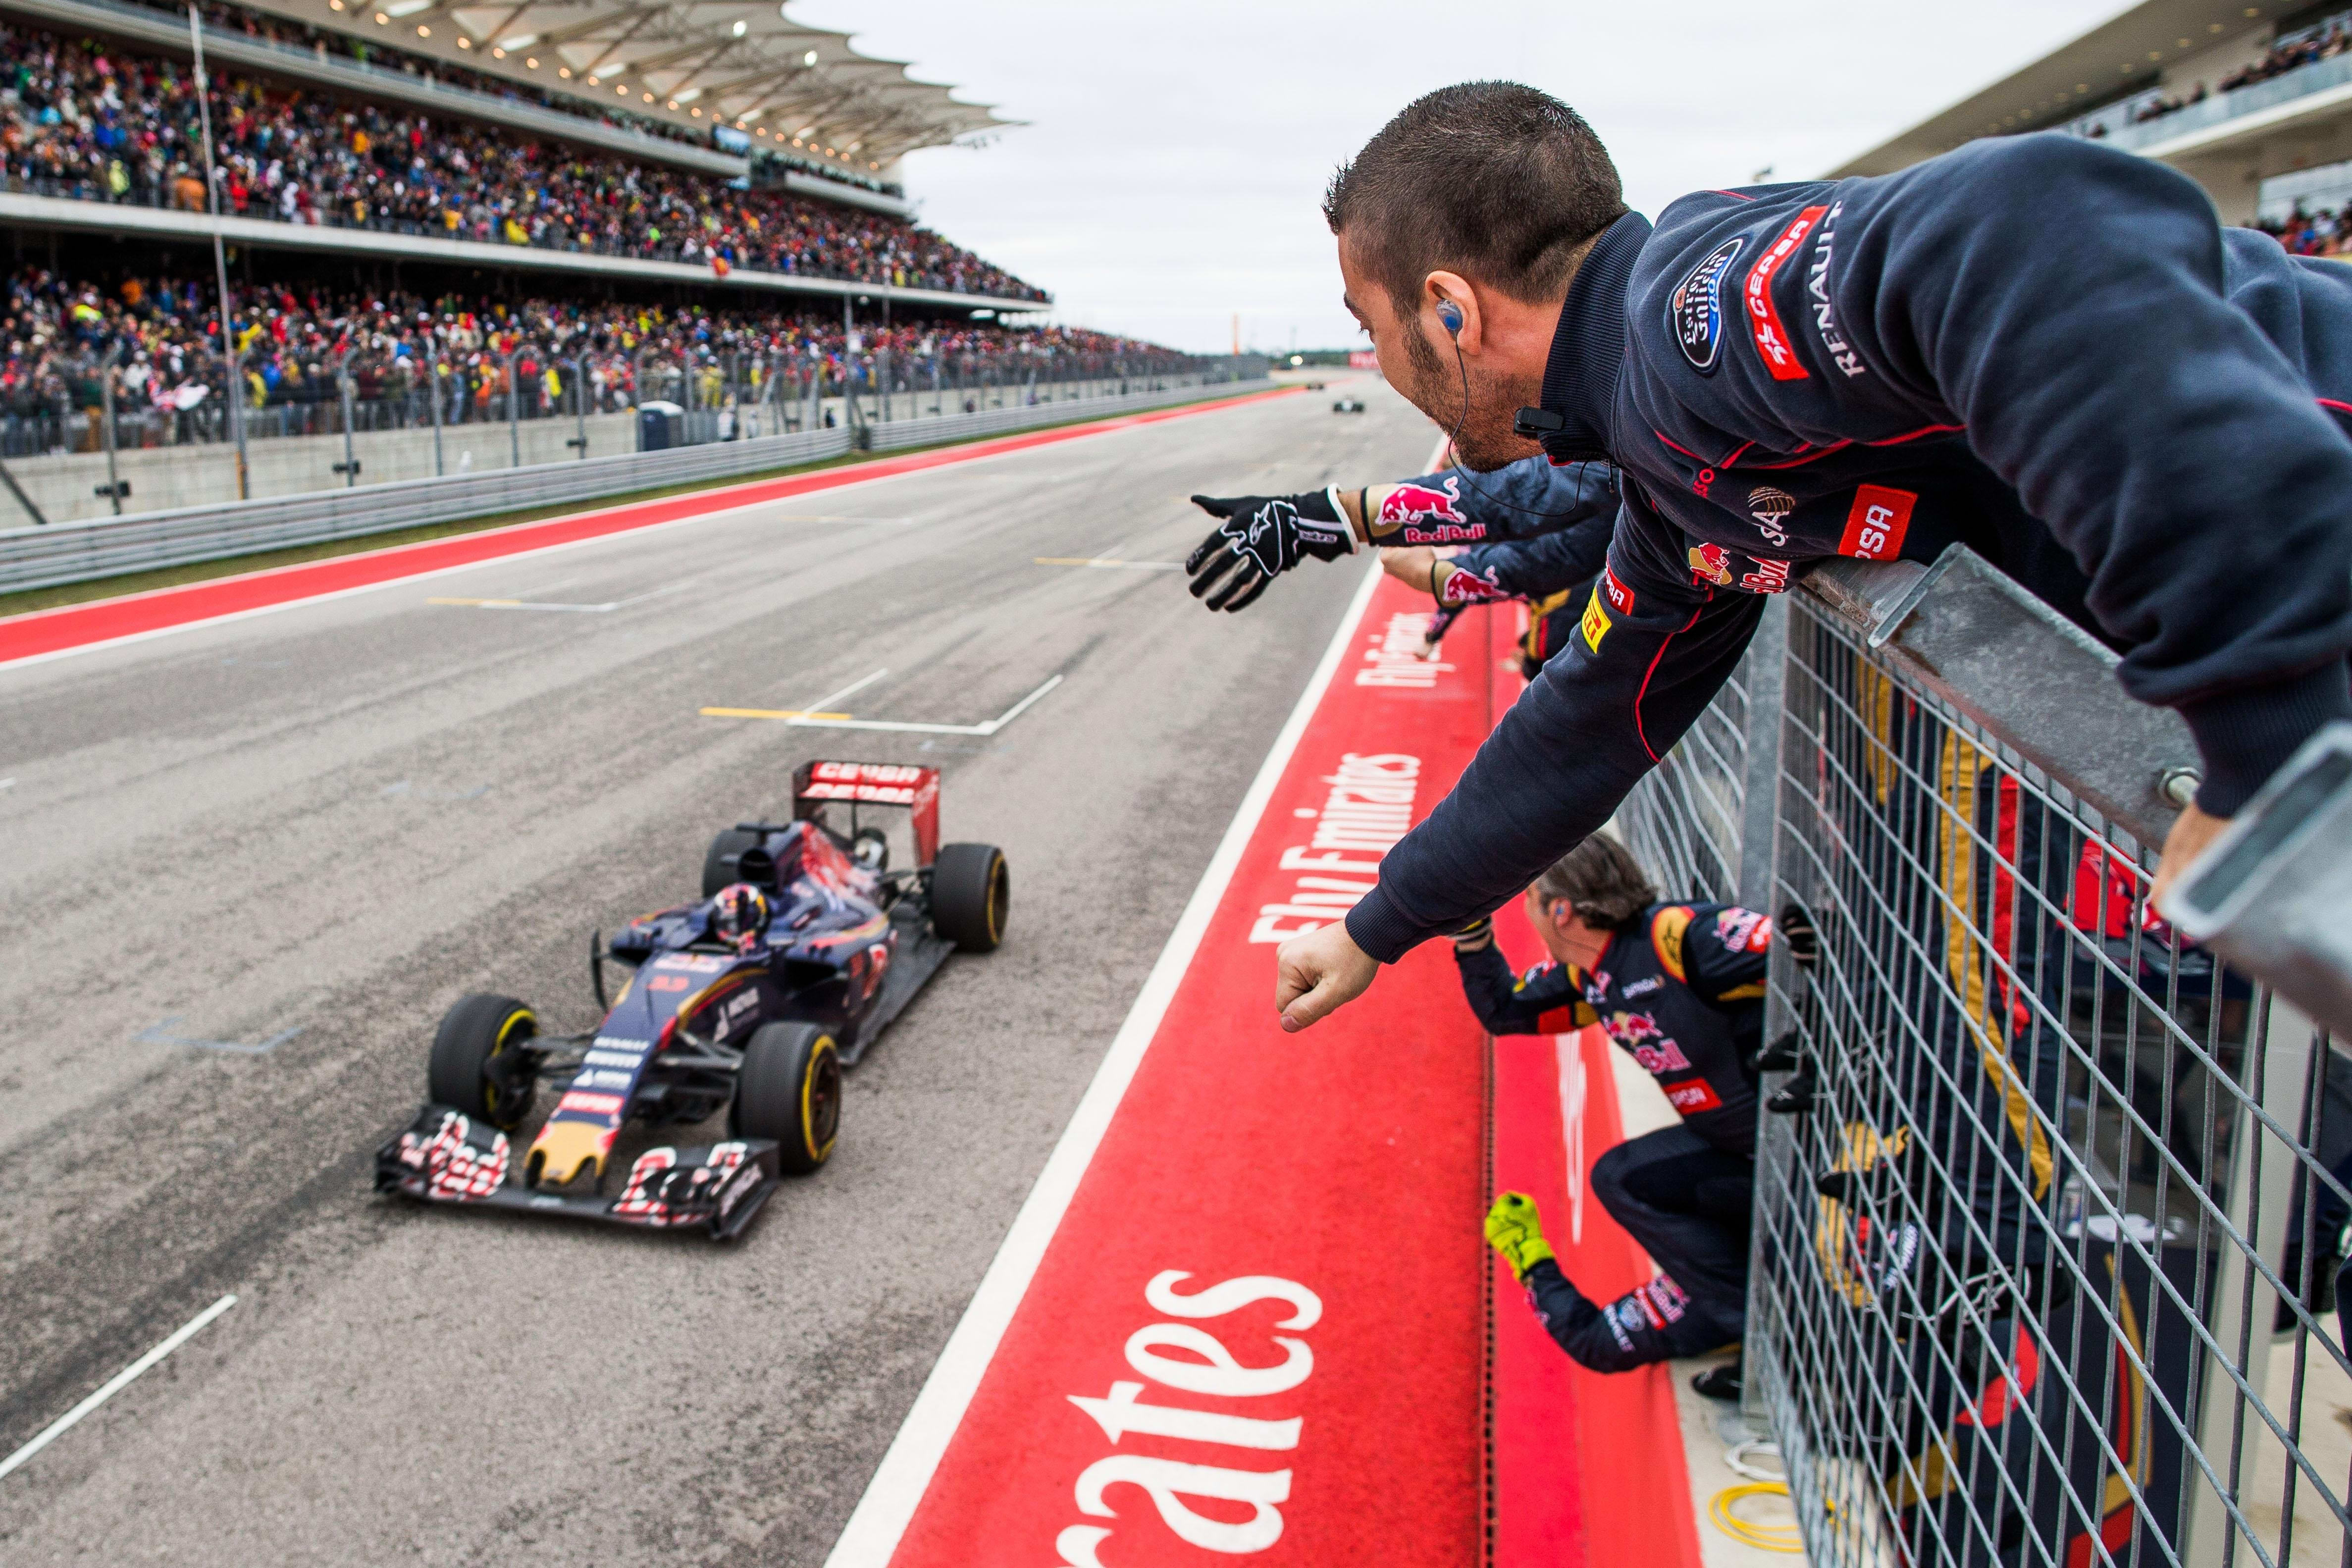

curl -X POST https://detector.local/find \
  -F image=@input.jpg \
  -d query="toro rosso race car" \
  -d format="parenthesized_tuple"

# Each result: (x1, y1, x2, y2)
(375, 761, 1007, 1240)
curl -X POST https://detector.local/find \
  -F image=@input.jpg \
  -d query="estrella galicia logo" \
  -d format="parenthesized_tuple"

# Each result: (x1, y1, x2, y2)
(1669, 238, 1744, 375)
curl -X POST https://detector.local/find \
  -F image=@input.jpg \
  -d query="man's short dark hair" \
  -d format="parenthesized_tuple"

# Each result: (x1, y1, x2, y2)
(1324, 82, 1624, 319)
(1533, 834, 1656, 932)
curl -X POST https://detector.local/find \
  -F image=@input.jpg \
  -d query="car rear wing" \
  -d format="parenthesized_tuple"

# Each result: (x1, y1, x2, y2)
(792, 760, 941, 867)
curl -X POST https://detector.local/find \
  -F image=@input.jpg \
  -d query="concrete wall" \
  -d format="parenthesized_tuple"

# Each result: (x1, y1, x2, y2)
(0, 374, 1171, 526)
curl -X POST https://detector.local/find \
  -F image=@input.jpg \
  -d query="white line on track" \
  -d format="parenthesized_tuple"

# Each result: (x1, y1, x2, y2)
(0, 1294, 238, 1483)
(1032, 557, 1183, 571)
(784, 673, 1065, 737)
(800, 667, 892, 714)
(821, 558, 1385, 1568)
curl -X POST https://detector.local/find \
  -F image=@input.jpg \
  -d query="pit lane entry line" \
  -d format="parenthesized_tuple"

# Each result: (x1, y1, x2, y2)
(0, 383, 1304, 672)
(821, 559, 1385, 1568)
(0, 1294, 238, 1484)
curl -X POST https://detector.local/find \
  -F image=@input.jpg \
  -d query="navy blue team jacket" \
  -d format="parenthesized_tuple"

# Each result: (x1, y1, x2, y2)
(1455, 902, 1769, 1154)
(1348, 134, 2352, 964)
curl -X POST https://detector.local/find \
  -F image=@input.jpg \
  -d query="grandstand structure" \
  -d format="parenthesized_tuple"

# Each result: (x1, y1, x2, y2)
(0, 0, 1221, 523)
(0, 0, 1040, 307)
(1836, 0, 2352, 227)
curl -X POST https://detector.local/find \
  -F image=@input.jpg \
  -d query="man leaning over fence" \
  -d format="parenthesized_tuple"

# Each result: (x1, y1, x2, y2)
(1238, 82, 2352, 1028)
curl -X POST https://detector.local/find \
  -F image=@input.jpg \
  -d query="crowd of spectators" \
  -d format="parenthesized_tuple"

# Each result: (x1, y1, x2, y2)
(0, 266, 1184, 440)
(0, 18, 1047, 301)
(2255, 205, 2352, 258)
(2079, 12, 2352, 137)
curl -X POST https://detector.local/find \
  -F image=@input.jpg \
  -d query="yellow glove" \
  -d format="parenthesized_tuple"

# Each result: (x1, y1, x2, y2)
(1484, 1191, 1555, 1278)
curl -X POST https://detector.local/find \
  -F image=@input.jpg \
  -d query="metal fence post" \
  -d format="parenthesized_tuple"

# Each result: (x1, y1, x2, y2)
(566, 358, 588, 458)
(332, 355, 360, 487)
(505, 348, 522, 468)
(427, 347, 444, 476)
(98, 342, 126, 515)
(2181, 996, 2315, 1564)
(1733, 592, 1788, 1431)
(1736, 595, 1789, 912)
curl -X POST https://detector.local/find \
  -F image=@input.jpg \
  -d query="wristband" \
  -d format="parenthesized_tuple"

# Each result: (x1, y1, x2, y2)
(1324, 486, 1362, 553)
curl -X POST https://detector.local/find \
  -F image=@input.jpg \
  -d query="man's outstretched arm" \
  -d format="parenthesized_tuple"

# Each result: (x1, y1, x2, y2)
(1186, 459, 1619, 611)
(1279, 501, 1763, 1029)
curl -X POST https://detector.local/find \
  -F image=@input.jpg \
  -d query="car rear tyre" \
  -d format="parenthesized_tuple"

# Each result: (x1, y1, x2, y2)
(428, 993, 538, 1131)
(703, 827, 765, 897)
(931, 842, 1009, 952)
(732, 1021, 840, 1174)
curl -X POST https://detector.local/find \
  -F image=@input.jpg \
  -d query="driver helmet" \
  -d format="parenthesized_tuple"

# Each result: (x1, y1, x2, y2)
(710, 883, 771, 951)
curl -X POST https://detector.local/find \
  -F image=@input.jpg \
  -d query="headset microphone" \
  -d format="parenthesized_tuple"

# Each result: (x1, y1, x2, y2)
(1429, 298, 1576, 523)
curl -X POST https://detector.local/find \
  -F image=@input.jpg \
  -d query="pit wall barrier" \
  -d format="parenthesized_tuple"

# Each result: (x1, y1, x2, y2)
(1613, 551, 2352, 1565)
(0, 374, 1274, 595)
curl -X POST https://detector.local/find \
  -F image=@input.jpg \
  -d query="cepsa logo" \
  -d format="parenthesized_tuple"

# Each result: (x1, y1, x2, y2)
(1056, 1271, 1321, 1565)
(1839, 485, 1915, 561)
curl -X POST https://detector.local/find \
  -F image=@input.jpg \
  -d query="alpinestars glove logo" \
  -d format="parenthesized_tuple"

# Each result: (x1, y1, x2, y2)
(1237, 499, 1299, 576)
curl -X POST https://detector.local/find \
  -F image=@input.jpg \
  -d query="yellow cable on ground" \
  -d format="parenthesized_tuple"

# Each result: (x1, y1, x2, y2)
(1710, 1480, 1804, 1554)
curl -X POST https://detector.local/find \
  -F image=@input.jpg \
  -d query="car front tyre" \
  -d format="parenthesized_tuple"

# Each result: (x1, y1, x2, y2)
(732, 1021, 841, 1174)
(427, 993, 538, 1131)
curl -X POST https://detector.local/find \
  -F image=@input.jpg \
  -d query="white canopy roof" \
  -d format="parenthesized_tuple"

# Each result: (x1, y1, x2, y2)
(243, 0, 1016, 172)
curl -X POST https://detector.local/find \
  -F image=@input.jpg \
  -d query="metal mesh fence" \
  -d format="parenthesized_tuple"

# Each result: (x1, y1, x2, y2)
(1613, 573, 2350, 1567)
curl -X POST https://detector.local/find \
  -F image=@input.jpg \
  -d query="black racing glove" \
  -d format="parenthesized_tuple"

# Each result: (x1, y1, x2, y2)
(1184, 490, 1356, 613)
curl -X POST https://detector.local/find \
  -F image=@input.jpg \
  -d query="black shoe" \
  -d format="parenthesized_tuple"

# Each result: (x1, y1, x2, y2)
(1692, 1358, 1743, 1403)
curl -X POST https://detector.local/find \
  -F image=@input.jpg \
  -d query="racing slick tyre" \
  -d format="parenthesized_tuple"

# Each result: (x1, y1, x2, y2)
(703, 828, 765, 897)
(428, 993, 539, 1131)
(732, 1021, 841, 1175)
(931, 842, 1009, 953)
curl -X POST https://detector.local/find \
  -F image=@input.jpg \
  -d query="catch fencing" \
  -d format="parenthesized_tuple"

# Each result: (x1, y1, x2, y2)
(0, 373, 1274, 595)
(1612, 548, 2352, 1566)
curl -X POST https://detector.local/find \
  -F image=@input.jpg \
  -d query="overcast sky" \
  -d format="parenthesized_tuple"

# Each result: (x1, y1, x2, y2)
(789, 0, 2128, 354)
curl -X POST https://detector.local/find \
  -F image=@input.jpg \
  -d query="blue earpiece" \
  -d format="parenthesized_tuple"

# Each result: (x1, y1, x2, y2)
(1437, 300, 1464, 336)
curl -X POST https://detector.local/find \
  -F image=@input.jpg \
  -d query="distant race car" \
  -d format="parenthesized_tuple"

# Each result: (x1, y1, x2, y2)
(375, 760, 1008, 1240)
(1332, 397, 1366, 414)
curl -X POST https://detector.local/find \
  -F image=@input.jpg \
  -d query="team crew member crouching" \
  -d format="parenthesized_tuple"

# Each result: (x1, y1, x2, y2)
(1456, 836, 1770, 1389)
(1183, 453, 1618, 613)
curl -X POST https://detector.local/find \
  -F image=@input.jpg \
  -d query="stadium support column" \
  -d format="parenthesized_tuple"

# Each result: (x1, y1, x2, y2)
(505, 348, 523, 468)
(428, 339, 444, 476)
(188, 4, 248, 501)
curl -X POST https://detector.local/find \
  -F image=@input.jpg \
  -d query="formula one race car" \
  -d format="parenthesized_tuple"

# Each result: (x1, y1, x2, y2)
(1332, 397, 1366, 414)
(375, 761, 1007, 1240)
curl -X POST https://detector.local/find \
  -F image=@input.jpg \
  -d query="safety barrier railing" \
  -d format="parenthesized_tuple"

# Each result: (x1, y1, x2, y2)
(0, 375, 1275, 595)
(1610, 549, 2352, 1566)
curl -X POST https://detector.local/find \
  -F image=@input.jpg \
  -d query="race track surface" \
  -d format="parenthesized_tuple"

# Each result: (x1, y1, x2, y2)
(0, 376, 1431, 1565)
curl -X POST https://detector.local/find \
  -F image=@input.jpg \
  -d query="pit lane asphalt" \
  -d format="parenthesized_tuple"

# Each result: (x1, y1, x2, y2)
(0, 376, 1431, 1565)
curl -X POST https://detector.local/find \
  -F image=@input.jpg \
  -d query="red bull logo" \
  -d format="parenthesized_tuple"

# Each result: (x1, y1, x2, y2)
(1689, 541, 1734, 586)
(1377, 476, 1469, 536)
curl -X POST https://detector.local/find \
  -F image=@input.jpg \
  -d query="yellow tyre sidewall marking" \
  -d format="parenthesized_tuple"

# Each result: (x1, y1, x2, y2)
(802, 1036, 839, 1162)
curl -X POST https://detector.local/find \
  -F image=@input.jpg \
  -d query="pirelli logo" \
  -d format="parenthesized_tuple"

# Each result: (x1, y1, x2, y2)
(1579, 585, 1613, 654)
